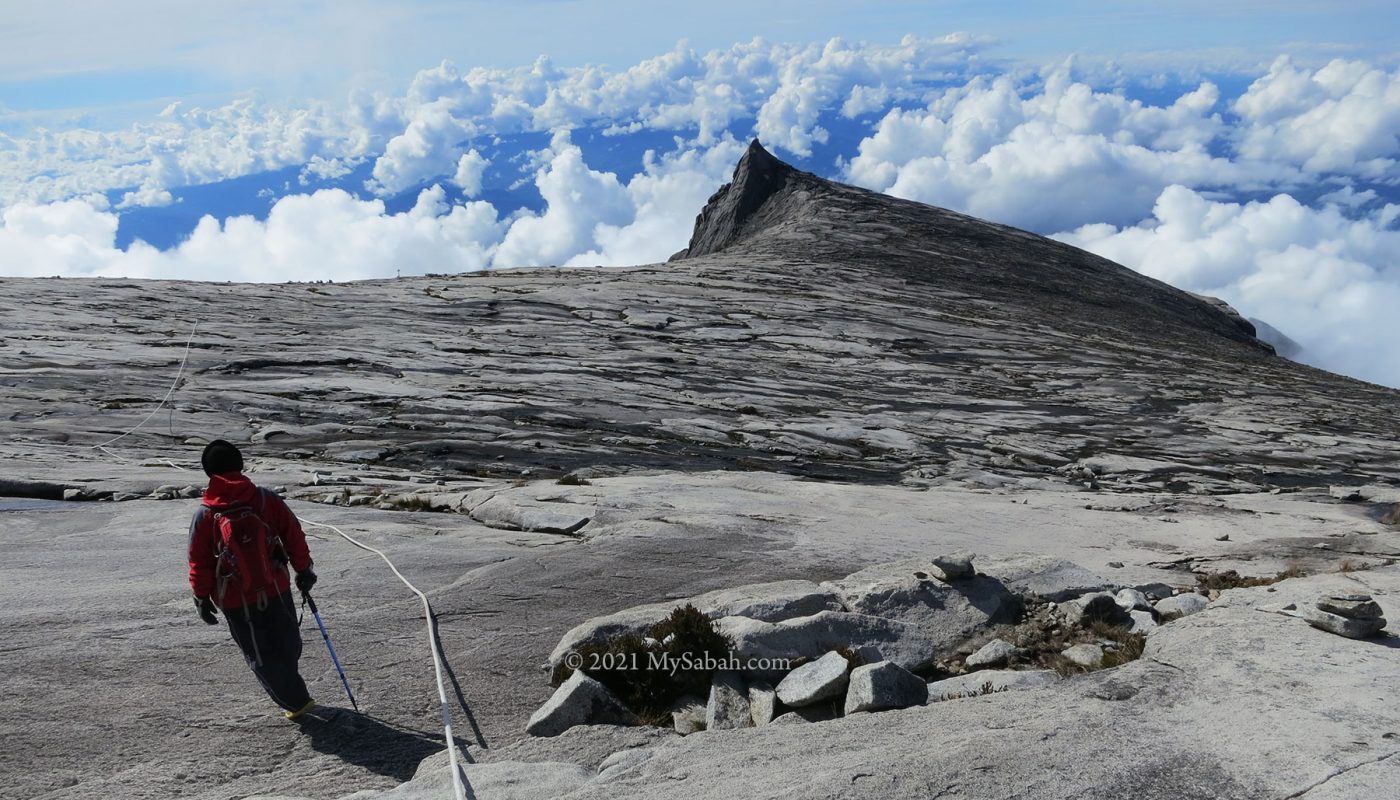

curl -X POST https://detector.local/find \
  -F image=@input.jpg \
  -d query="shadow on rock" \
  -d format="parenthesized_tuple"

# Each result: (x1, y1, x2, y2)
(295, 706, 458, 782)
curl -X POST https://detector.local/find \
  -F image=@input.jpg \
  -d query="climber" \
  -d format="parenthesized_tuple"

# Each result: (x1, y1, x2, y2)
(187, 439, 319, 719)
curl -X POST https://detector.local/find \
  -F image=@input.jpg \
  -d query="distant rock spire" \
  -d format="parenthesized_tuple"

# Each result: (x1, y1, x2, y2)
(672, 139, 795, 260)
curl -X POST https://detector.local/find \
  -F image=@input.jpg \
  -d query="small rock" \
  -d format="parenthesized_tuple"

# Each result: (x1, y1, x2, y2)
(1304, 607, 1385, 639)
(178, 486, 201, 499)
(1317, 595, 1383, 620)
(1114, 588, 1152, 612)
(748, 682, 776, 726)
(525, 672, 630, 737)
(112, 491, 143, 502)
(1062, 643, 1104, 669)
(1215, 534, 1230, 541)
(931, 553, 976, 581)
(1154, 593, 1209, 618)
(62, 488, 87, 501)
(844, 661, 929, 714)
(705, 672, 752, 731)
(1135, 582, 1175, 601)
(965, 639, 1021, 669)
(1129, 610, 1158, 633)
(670, 696, 706, 735)
(1061, 593, 1131, 627)
(1106, 561, 1125, 569)
(776, 651, 851, 707)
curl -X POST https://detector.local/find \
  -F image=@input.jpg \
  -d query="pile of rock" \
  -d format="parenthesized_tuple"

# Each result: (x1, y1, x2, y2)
(1304, 594, 1387, 639)
(528, 552, 1217, 737)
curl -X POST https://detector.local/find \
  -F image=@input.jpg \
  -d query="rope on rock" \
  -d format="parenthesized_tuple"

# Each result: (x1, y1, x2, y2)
(300, 518, 469, 800)
(90, 322, 198, 453)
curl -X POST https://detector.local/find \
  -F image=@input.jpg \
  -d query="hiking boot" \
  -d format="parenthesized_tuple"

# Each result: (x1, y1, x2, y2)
(282, 699, 316, 720)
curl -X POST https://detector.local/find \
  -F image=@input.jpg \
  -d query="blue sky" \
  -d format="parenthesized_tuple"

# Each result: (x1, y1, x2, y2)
(0, 1, 1398, 387)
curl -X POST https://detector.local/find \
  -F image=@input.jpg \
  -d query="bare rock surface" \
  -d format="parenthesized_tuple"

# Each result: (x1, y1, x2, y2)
(6, 144, 1400, 799)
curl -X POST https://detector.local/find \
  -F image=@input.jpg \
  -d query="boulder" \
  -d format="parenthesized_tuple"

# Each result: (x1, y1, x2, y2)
(471, 495, 593, 535)
(1154, 593, 1209, 618)
(1114, 588, 1152, 611)
(974, 554, 1113, 602)
(1316, 595, 1382, 620)
(705, 672, 753, 730)
(748, 682, 776, 726)
(965, 639, 1021, 669)
(1129, 610, 1158, 634)
(1061, 593, 1132, 627)
(525, 672, 630, 737)
(820, 559, 1013, 658)
(670, 696, 706, 735)
(1062, 643, 1104, 669)
(844, 661, 929, 714)
(1134, 582, 1176, 601)
(775, 651, 850, 707)
(927, 669, 1060, 701)
(1303, 607, 1386, 639)
(548, 580, 841, 667)
(931, 552, 976, 581)
(719, 610, 941, 671)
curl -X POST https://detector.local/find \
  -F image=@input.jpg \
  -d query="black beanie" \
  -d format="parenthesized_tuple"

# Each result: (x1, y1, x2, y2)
(201, 440, 244, 476)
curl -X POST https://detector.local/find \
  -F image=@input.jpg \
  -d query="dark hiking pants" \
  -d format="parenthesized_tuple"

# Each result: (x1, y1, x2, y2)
(225, 591, 312, 712)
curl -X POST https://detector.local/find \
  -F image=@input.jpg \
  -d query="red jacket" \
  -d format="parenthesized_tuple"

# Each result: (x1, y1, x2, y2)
(187, 473, 312, 609)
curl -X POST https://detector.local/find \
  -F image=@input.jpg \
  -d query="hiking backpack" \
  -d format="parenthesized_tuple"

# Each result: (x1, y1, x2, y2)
(212, 493, 288, 605)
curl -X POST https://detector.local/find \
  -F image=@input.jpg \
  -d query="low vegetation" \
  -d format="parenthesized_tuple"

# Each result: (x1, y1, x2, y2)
(551, 604, 734, 723)
(1195, 564, 1306, 592)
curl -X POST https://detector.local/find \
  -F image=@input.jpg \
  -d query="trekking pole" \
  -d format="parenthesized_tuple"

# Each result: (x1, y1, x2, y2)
(303, 591, 359, 712)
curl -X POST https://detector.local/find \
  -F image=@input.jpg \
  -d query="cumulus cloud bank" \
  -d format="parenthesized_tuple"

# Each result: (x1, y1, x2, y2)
(1056, 187, 1400, 387)
(0, 134, 741, 281)
(1, 40, 1398, 387)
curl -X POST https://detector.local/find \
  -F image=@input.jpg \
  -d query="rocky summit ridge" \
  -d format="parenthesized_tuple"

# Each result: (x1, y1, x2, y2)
(4, 141, 1399, 499)
(2, 142, 1400, 800)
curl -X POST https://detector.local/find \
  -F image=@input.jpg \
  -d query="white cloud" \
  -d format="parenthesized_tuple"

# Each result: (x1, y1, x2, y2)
(1055, 185, 1400, 387)
(0, 187, 502, 281)
(366, 98, 477, 195)
(841, 66, 1265, 231)
(565, 137, 748, 267)
(493, 132, 632, 268)
(1233, 57, 1400, 176)
(450, 149, 489, 197)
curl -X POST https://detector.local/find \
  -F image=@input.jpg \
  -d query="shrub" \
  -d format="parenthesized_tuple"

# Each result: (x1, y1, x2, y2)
(551, 604, 734, 723)
(557, 474, 592, 486)
(1195, 564, 1307, 592)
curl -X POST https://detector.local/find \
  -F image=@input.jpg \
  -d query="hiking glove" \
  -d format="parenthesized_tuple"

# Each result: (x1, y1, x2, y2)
(195, 596, 219, 625)
(295, 569, 317, 593)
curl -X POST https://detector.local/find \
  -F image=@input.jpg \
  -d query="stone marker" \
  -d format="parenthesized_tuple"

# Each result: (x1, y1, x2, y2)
(1304, 594, 1386, 639)
(844, 661, 929, 714)
(526, 672, 630, 737)
(776, 651, 851, 707)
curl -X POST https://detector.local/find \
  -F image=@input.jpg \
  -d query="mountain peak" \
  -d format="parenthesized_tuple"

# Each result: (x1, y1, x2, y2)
(672, 139, 798, 260)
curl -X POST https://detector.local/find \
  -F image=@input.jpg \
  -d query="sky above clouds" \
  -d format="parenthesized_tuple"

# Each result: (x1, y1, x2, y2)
(1, 2, 1398, 387)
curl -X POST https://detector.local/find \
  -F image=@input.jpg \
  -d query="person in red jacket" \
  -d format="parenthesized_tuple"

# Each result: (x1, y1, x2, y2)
(188, 440, 319, 719)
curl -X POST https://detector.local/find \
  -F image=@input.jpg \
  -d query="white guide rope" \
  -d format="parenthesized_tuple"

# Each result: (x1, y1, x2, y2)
(90, 322, 198, 451)
(300, 518, 469, 800)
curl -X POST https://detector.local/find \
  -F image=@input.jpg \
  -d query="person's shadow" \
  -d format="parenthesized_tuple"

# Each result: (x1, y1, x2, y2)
(295, 706, 472, 782)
